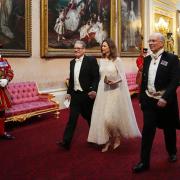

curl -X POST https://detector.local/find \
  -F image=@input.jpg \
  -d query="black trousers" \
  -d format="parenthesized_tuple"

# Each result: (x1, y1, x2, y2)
(140, 109, 177, 165)
(0, 110, 5, 117)
(63, 91, 94, 145)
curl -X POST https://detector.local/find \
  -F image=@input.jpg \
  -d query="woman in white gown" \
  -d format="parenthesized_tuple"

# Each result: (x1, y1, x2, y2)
(87, 38, 141, 152)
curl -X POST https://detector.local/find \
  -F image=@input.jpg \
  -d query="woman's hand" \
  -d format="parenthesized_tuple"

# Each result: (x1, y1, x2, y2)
(104, 76, 109, 84)
(107, 79, 122, 85)
(106, 80, 115, 85)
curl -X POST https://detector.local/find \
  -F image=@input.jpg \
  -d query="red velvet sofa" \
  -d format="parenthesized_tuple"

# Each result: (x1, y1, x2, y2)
(125, 72, 139, 95)
(5, 82, 60, 122)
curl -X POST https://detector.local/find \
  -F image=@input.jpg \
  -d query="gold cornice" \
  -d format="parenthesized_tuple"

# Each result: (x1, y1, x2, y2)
(154, 6, 176, 16)
(153, 0, 176, 9)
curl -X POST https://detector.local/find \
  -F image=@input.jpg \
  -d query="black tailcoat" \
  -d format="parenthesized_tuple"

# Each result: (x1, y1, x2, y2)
(140, 51, 180, 128)
(62, 55, 99, 146)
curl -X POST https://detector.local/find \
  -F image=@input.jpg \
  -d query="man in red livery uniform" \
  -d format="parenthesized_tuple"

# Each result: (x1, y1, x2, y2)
(0, 55, 15, 140)
(136, 48, 148, 88)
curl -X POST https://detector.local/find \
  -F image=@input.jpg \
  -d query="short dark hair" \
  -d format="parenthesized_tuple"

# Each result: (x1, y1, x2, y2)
(101, 38, 117, 60)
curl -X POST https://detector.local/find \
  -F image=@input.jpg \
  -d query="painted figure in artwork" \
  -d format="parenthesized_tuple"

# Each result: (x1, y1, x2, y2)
(54, 8, 66, 41)
(128, 1, 137, 47)
(0, 0, 14, 39)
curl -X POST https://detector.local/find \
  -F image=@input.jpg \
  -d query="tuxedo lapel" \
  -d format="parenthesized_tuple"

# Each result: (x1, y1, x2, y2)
(71, 59, 76, 79)
(144, 56, 151, 74)
(79, 56, 87, 78)
(155, 52, 168, 82)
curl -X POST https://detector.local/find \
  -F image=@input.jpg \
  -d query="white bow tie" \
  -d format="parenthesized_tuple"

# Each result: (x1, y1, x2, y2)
(151, 54, 158, 60)
(151, 49, 164, 60)
(151, 53, 162, 60)
(75, 58, 82, 62)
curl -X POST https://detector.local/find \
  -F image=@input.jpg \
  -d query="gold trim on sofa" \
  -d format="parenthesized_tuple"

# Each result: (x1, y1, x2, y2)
(5, 103, 60, 122)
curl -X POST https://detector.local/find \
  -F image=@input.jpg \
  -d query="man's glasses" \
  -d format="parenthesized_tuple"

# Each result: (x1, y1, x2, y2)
(147, 40, 162, 43)
(74, 47, 84, 50)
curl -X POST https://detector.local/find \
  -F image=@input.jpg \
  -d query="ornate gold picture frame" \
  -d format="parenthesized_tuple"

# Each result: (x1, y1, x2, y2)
(118, 0, 144, 57)
(40, 0, 116, 58)
(0, 0, 32, 57)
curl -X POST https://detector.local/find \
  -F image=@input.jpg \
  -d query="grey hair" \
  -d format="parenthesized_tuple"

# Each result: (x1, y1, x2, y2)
(74, 40, 86, 48)
(151, 32, 165, 43)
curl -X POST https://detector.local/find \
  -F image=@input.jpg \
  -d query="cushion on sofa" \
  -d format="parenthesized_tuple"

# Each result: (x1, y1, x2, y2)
(7, 82, 40, 105)
(125, 73, 139, 94)
(6, 101, 57, 117)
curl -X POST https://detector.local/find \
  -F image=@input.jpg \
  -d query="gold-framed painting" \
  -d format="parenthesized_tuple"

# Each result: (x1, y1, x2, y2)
(40, 0, 116, 58)
(0, 0, 32, 57)
(118, 0, 144, 57)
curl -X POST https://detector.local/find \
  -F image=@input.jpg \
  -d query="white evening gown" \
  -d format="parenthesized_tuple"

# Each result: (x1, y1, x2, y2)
(88, 58, 141, 145)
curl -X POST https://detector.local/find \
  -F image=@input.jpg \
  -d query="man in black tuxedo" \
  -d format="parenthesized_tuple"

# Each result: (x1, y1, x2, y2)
(133, 32, 180, 173)
(57, 40, 99, 150)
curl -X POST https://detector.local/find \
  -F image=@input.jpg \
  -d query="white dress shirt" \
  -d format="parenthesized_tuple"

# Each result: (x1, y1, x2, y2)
(147, 56, 161, 92)
(74, 56, 84, 91)
(147, 49, 164, 92)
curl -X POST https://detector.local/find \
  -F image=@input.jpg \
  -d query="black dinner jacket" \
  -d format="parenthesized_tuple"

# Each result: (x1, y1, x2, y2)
(140, 51, 180, 104)
(67, 55, 99, 95)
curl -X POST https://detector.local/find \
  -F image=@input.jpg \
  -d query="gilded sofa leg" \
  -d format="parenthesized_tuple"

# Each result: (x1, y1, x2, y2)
(55, 110, 60, 118)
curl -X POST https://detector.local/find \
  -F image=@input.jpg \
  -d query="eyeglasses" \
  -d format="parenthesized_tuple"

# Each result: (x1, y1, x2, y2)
(147, 40, 162, 43)
(74, 47, 84, 50)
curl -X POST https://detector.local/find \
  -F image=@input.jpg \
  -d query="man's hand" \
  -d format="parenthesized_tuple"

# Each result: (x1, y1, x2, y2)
(88, 91, 97, 99)
(65, 94, 71, 101)
(0, 79, 8, 87)
(157, 98, 167, 108)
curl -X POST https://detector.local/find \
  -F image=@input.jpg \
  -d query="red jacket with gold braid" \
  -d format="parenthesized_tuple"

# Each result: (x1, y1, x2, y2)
(136, 55, 144, 71)
(0, 57, 14, 110)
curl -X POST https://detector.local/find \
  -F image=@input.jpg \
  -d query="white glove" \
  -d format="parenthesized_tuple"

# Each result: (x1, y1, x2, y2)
(0, 79, 8, 87)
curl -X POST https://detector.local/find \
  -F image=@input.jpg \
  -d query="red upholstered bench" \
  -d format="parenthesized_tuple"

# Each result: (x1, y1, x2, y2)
(5, 82, 60, 122)
(125, 73, 139, 95)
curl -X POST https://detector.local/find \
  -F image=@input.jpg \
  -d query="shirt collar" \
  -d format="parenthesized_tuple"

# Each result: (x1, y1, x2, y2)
(151, 49, 164, 60)
(75, 55, 84, 62)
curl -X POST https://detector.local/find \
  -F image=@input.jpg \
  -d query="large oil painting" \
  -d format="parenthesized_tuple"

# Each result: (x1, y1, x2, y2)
(41, 0, 116, 58)
(0, 0, 31, 57)
(118, 0, 144, 57)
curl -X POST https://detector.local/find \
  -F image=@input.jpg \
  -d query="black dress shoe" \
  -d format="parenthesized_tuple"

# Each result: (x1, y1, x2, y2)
(132, 162, 149, 173)
(0, 132, 15, 140)
(169, 154, 177, 162)
(56, 141, 70, 150)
